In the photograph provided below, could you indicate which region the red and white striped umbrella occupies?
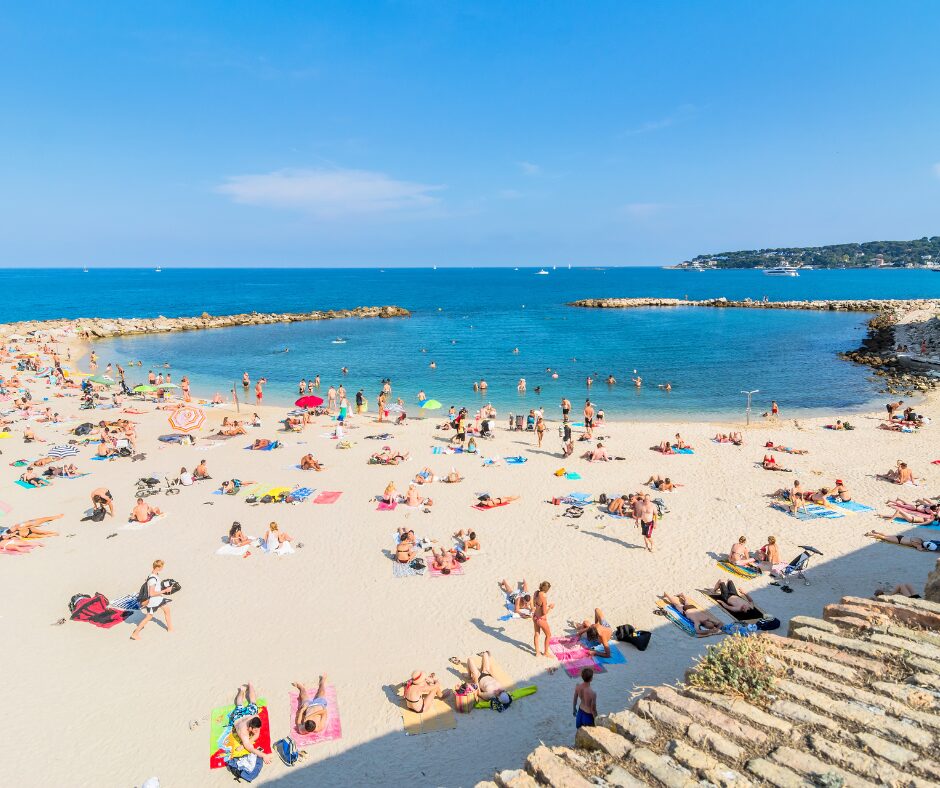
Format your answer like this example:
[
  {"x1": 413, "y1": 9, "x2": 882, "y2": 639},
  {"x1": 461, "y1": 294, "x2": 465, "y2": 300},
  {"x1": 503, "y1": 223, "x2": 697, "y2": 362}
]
[{"x1": 168, "y1": 406, "x2": 206, "y2": 433}]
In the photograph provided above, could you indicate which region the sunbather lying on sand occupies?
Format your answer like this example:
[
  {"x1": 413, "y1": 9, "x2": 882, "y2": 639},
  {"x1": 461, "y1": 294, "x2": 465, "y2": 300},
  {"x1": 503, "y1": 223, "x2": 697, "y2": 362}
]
[
  {"x1": 499, "y1": 578, "x2": 531, "y2": 615},
  {"x1": 370, "y1": 448, "x2": 409, "y2": 464},
  {"x1": 430, "y1": 546, "x2": 456, "y2": 573},
  {"x1": 875, "y1": 583, "x2": 920, "y2": 598},
  {"x1": 762, "y1": 455, "x2": 792, "y2": 472},
  {"x1": 442, "y1": 468, "x2": 464, "y2": 483},
  {"x1": 476, "y1": 494, "x2": 519, "y2": 508},
  {"x1": 19, "y1": 465, "x2": 51, "y2": 486},
  {"x1": 644, "y1": 475, "x2": 677, "y2": 491},
  {"x1": 403, "y1": 671, "x2": 445, "y2": 713},
  {"x1": 881, "y1": 505, "x2": 939, "y2": 525},
  {"x1": 3, "y1": 514, "x2": 61, "y2": 538},
  {"x1": 714, "y1": 432, "x2": 743, "y2": 445},
  {"x1": 229, "y1": 683, "x2": 271, "y2": 764},
  {"x1": 865, "y1": 531, "x2": 940, "y2": 552},
  {"x1": 766, "y1": 443, "x2": 807, "y2": 454},
  {"x1": 130, "y1": 497, "x2": 162, "y2": 523},
  {"x1": 658, "y1": 441, "x2": 675, "y2": 454},
  {"x1": 300, "y1": 454, "x2": 324, "y2": 471},
  {"x1": 711, "y1": 579, "x2": 757, "y2": 613},
  {"x1": 455, "y1": 651, "x2": 512, "y2": 707},
  {"x1": 660, "y1": 593, "x2": 723, "y2": 635},
  {"x1": 454, "y1": 529, "x2": 480, "y2": 550},
  {"x1": 250, "y1": 438, "x2": 277, "y2": 450},
  {"x1": 293, "y1": 675, "x2": 329, "y2": 733},
  {"x1": 572, "y1": 608, "x2": 613, "y2": 658},
  {"x1": 886, "y1": 498, "x2": 940, "y2": 515},
  {"x1": 413, "y1": 466, "x2": 435, "y2": 484},
  {"x1": 220, "y1": 479, "x2": 254, "y2": 495}
]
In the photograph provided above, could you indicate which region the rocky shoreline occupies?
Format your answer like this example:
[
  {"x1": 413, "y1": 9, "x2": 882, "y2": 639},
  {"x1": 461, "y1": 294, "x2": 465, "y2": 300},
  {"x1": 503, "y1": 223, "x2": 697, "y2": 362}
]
[
  {"x1": 570, "y1": 297, "x2": 940, "y2": 395},
  {"x1": 0, "y1": 305, "x2": 410, "y2": 340}
]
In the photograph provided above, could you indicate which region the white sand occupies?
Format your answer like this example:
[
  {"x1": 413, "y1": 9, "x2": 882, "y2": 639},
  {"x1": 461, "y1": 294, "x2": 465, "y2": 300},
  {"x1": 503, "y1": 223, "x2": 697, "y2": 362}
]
[{"x1": 3, "y1": 339, "x2": 938, "y2": 786}]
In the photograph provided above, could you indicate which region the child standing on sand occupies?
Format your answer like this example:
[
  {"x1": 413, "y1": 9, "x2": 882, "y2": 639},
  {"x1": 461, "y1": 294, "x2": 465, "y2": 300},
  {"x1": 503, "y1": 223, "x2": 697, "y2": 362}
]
[{"x1": 573, "y1": 667, "x2": 597, "y2": 728}]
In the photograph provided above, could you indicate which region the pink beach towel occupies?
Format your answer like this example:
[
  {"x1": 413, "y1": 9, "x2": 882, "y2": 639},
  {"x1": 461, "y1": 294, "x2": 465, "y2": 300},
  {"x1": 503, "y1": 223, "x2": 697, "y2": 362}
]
[
  {"x1": 563, "y1": 656, "x2": 606, "y2": 677},
  {"x1": 288, "y1": 685, "x2": 342, "y2": 746},
  {"x1": 428, "y1": 557, "x2": 465, "y2": 577},
  {"x1": 548, "y1": 636, "x2": 591, "y2": 662},
  {"x1": 471, "y1": 501, "x2": 511, "y2": 511},
  {"x1": 376, "y1": 500, "x2": 397, "y2": 511},
  {"x1": 313, "y1": 491, "x2": 342, "y2": 504}
]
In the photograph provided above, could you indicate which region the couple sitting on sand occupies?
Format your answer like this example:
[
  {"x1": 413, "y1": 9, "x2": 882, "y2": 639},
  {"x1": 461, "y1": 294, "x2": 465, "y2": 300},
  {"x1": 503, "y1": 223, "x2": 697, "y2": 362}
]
[
  {"x1": 403, "y1": 652, "x2": 511, "y2": 714},
  {"x1": 727, "y1": 535, "x2": 781, "y2": 571}
]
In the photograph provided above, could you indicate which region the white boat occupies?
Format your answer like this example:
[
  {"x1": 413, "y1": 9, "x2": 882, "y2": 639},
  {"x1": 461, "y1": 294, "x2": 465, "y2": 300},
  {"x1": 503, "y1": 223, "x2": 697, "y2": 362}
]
[
  {"x1": 801, "y1": 265, "x2": 814, "y2": 270},
  {"x1": 536, "y1": 269, "x2": 549, "y2": 275},
  {"x1": 82, "y1": 267, "x2": 88, "y2": 273},
  {"x1": 686, "y1": 262, "x2": 708, "y2": 272},
  {"x1": 155, "y1": 268, "x2": 162, "y2": 273},
  {"x1": 331, "y1": 338, "x2": 346, "y2": 344},
  {"x1": 763, "y1": 264, "x2": 799, "y2": 277}
]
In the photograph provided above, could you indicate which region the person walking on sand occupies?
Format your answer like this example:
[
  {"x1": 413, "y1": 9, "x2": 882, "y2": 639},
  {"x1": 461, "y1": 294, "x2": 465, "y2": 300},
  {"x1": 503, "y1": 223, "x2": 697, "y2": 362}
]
[
  {"x1": 560, "y1": 397, "x2": 571, "y2": 423},
  {"x1": 293, "y1": 675, "x2": 330, "y2": 734},
  {"x1": 532, "y1": 581, "x2": 554, "y2": 657},
  {"x1": 131, "y1": 559, "x2": 174, "y2": 640},
  {"x1": 573, "y1": 667, "x2": 597, "y2": 728},
  {"x1": 634, "y1": 494, "x2": 656, "y2": 552},
  {"x1": 535, "y1": 415, "x2": 545, "y2": 447}
]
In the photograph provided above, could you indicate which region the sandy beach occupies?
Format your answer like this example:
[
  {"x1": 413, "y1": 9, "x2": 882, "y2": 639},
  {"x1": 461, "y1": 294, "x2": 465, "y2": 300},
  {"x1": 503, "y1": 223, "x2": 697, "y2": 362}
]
[{"x1": 2, "y1": 327, "x2": 937, "y2": 787}]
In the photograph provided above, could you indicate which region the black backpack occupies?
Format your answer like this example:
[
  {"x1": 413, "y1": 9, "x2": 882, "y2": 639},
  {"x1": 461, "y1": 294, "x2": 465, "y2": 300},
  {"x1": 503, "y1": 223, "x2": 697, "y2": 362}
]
[
  {"x1": 615, "y1": 624, "x2": 652, "y2": 651},
  {"x1": 136, "y1": 575, "x2": 155, "y2": 607},
  {"x1": 69, "y1": 593, "x2": 90, "y2": 613},
  {"x1": 74, "y1": 423, "x2": 94, "y2": 436}
]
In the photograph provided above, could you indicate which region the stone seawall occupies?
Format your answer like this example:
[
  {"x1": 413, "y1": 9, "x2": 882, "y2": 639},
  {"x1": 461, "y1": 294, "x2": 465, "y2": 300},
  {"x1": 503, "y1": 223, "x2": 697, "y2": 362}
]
[
  {"x1": 0, "y1": 305, "x2": 410, "y2": 340},
  {"x1": 568, "y1": 297, "x2": 935, "y2": 312}
]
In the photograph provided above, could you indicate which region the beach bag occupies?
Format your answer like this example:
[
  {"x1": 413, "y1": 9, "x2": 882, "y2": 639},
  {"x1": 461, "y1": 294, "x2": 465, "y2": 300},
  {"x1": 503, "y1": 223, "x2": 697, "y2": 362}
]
[
  {"x1": 564, "y1": 506, "x2": 583, "y2": 519},
  {"x1": 69, "y1": 593, "x2": 90, "y2": 614},
  {"x1": 614, "y1": 624, "x2": 651, "y2": 651},
  {"x1": 273, "y1": 737, "x2": 298, "y2": 767},
  {"x1": 756, "y1": 616, "x2": 781, "y2": 631},
  {"x1": 260, "y1": 495, "x2": 274, "y2": 504},
  {"x1": 226, "y1": 753, "x2": 263, "y2": 782},
  {"x1": 73, "y1": 423, "x2": 94, "y2": 436},
  {"x1": 409, "y1": 558, "x2": 426, "y2": 570},
  {"x1": 598, "y1": 493, "x2": 608, "y2": 505},
  {"x1": 454, "y1": 683, "x2": 478, "y2": 713},
  {"x1": 90, "y1": 508, "x2": 106, "y2": 522}
]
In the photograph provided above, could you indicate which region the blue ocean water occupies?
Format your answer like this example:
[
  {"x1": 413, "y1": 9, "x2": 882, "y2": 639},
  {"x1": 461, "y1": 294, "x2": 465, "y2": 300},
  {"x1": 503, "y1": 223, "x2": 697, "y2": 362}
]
[{"x1": 5, "y1": 267, "x2": 938, "y2": 418}]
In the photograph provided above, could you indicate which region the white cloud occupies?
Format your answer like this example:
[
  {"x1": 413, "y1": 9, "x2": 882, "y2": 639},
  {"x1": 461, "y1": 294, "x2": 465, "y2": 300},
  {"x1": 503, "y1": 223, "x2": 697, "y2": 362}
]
[
  {"x1": 216, "y1": 168, "x2": 444, "y2": 217},
  {"x1": 619, "y1": 202, "x2": 663, "y2": 219},
  {"x1": 933, "y1": 162, "x2": 940, "y2": 178},
  {"x1": 517, "y1": 160, "x2": 541, "y2": 176}
]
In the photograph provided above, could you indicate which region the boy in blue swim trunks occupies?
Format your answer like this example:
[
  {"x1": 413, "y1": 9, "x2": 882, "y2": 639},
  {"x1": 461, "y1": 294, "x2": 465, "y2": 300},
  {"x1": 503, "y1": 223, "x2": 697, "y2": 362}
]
[
  {"x1": 293, "y1": 675, "x2": 330, "y2": 733},
  {"x1": 573, "y1": 667, "x2": 597, "y2": 728}
]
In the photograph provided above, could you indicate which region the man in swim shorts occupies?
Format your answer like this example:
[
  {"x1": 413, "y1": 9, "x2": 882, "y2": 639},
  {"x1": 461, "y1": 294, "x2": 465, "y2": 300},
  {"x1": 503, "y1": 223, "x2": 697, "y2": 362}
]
[
  {"x1": 230, "y1": 682, "x2": 271, "y2": 764},
  {"x1": 466, "y1": 651, "x2": 512, "y2": 709},
  {"x1": 573, "y1": 667, "x2": 596, "y2": 728},
  {"x1": 573, "y1": 608, "x2": 613, "y2": 658},
  {"x1": 292, "y1": 675, "x2": 330, "y2": 733}
]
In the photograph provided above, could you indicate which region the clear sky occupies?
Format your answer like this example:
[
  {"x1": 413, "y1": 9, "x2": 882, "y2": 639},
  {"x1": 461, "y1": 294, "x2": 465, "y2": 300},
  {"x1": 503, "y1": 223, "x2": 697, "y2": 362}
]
[{"x1": 2, "y1": 1, "x2": 938, "y2": 267}]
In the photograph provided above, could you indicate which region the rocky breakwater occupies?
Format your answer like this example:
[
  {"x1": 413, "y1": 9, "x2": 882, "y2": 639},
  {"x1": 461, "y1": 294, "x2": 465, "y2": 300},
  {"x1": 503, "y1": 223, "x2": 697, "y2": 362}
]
[
  {"x1": 569, "y1": 297, "x2": 940, "y2": 394},
  {"x1": 0, "y1": 305, "x2": 410, "y2": 340}
]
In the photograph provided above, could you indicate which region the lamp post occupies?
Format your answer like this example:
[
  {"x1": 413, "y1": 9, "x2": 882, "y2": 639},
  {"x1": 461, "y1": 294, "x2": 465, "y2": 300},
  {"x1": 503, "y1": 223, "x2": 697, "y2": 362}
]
[{"x1": 741, "y1": 389, "x2": 759, "y2": 426}]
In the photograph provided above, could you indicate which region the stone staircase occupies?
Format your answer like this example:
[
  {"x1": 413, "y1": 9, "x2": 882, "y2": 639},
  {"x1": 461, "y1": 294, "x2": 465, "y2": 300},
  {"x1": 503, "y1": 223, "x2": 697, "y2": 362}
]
[{"x1": 478, "y1": 593, "x2": 940, "y2": 787}]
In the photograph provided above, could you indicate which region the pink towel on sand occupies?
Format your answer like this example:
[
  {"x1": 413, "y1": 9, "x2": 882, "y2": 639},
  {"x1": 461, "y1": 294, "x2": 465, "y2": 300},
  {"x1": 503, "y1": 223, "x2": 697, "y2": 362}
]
[
  {"x1": 376, "y1": 500, "x2": 397, "y2": 511},
  {"x1": 548, "y1": 636, "x2": 591, "y2": 662},
  {"x1": 428, "y1": 557, "x2": 465, "y2": 577},
  {"x1": 563, "y1": 657, "x2": 606, "y2": 677},
  {"x1": 313, "y1": 491, "x2": 342, "y2": 504},
  {"x1": 471, "y1": 501, "x2": 511, "y2": 511},
  {"x1": 288, "y1": 685, "x2": 342, "y2": 746}
]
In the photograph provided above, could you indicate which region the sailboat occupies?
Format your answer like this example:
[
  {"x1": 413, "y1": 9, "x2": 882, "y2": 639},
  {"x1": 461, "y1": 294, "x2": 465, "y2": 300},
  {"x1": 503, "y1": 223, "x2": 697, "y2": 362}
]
[
  {"x1": 82, "y1": 267, "x2": 89, "y2": 273},
  {"x1": 536, "y1": 268, "x2": 549, "y2": 275}
]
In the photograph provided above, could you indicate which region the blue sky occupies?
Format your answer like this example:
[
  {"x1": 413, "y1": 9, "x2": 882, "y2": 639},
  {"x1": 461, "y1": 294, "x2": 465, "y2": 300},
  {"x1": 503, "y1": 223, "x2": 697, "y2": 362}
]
[{"x1": 1, "y1": 1, "x2": 938, "y2": 267}]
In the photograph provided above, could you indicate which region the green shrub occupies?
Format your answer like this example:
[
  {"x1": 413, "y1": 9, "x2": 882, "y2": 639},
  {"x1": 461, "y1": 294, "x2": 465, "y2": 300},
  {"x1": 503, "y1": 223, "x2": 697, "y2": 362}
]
[{"x1": 687, "y1": 634, "x2": 779, "y2": 701}]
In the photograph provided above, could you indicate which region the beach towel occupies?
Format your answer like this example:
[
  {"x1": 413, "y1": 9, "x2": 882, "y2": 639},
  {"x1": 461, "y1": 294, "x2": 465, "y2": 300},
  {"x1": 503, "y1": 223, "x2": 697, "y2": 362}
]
[
  {"x1": 260, "y1": 539, "x2": 295, "y2": 556},
  {"x1": 288, "y1": 487, "x2": 314, "y2": 502},
  {"x1": 472, "y1": 501, "x2": 511, "y2": 511},
  {"x1": 89, "y1": 455, "x2": 111, "y2": 461},
  {"x1": 313, "y1": 490, "x2": 342, "y2": 504},
  {"x1": 672, "y1": 446, "x2": 694, "y2": 454},
  {"x1": 288, "y1": 685, "x2": 342, "y2": 746},
  {"x1": 562, "y1": 492, "x2": 593, "y2": 506},
  {"x1": 244, "y1": 441, "x2": 280, "y2": 451},
  {"x1": 377, "y1": 501, "x2": 397, "y2": 511},
  {"x1": 825, "y1": 496, "x2": 874, "y2": 513},
  {"x1": 209, "y1": 702, "x2": 271, "y2": 768},
  {"x1": 428, "y1": 558, "x2": 464, "y2": 577},
  {"x1": 15, "y1": 479, "x2": 48, "y2": 490},
  {"x1": 393, "y1": 560, "x2": 425, "y2": 577},
  {"x1": 771, "y1": 502, "x2": 844, "y2": 521},
  {"x1": 565, "y1": 472, "x2": 582, "y2": 480},
  {"x1": 892, "y1": 516, "x2": 940, "y2": 528},
  {"x1": 505, "y1": 456, "x2": 527, "y2": 464},
  {"x1": 549, "y1": 636, "x2": 592, "y2": 662},
  {"x1": 717, "y1": 561, "x2": 761, "y2": 579},
  {"x1": 216, "y1": 543, "x2": 252, "y2": 557},
  {"x1": 0, "y1": 432, "x2": 11, "y2": 439},
  {"x1": 432, "y1": 446, "x2": 442, "y2": 455},
  {"x1": 398, "y1": 690, "x2": 457, "y2": 735},
  {"x1": 60, "y1": 473, "x2": 90, "y2": 480},
  {"x1": 581, "y1": 639, "x2": 627, "y2": 666},
  {"x1": 123, "y1": 514, "x2": 168, "y2": 531},
  {"x1": 109, "y1": 594, "x2": 141, "y2": 611}
]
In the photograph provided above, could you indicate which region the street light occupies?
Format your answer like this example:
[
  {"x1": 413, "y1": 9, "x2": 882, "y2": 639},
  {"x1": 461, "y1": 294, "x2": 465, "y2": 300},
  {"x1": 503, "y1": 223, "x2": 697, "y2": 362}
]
[{"x1": 741, "y1": 389, "x2": 759, "y2": 426}]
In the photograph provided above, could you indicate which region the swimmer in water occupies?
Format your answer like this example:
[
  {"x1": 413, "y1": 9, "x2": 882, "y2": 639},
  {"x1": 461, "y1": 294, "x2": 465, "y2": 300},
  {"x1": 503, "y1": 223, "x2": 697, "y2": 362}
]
[
  {"x1": 512, "y1": 348, "x2": 520, "y2": 354},
  {"x1": 658, "y1": 382, "x2": 672, "y2": 391},
  {"x1": 429, "y1": 361, "x2": 436, "y2": 369}
]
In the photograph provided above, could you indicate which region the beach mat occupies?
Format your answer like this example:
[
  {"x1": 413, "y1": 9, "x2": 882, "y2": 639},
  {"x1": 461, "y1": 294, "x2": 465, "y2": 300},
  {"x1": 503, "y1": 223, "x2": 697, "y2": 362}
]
[
  {"x1": 209, "y1": 701, "x2": 271, "y2": 769},
  {"x1": 288, "y1": 685, "x2": 342, "y2": 746},
  {"x1": 771, "y1": 502, "x2": 844, "y2": 521},
  {"x1": 582, "y1": 640, "x2": 627, "y2": 665},
  {"x1": 398, "y1": 691, "x2": 456, "y2": 736},
  {"x1": 548, "y1": 636, "x2": 591, "y2": 662},
  {"x1": 505, "y1": 456, "x2": 527, "y2": 464},
  {"x1": 15, "y1": 480, "x2": 47, "y2": 490},
  {"x1": 826, "y1": 496, "x2": 874, "y2": 513},
  {"x1": 717, "y1": 561, "x2": 760, "y2": 579},
  {"x1": 467, "y1": 654, "x2": 515, "y2": 691},
  {"x1": 392, "y1": 560, "x2": 424, "y2": 577},
  {"x1": 428, "y1": 557, "x2": 465, "y2": 577},
  {"x1": 655, "y1": 599, "x2": 705, "y2": 637},
  {"x1": 893, "y1": 517, "x2": 940, "y2": 528},
  {"x1": 703, "y1": 592, "x2": 764, "y2": 622},
  {"x1": 216, "y1": 543, "x2": 252, "y2": 557},
  {"x1": 377, "y1": 501, "x2": 397, "y2": 511},
  {"x1": 313, "y1": 491, "x2": 342, "y2": 504},
  {"x1": 472, "y1": 502, "x2": 511, "y2": 511}
]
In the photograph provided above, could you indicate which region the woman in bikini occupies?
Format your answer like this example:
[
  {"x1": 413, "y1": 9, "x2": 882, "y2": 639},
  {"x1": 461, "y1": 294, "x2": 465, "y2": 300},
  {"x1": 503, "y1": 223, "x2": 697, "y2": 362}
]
[
  {"x1": 228, "y1": 522, "x2": 251, "y2": 547},
  {"x1": 532, "y1": 581, "x2": 554, "y2": 657},
  {"x1": 476, "y1": 494, "x2": 519, "y2": 508},
  {"x1": 403, "y1": 672, "x2": 444, "y2": 713},
  {"x1": 395, "y1": 530, "x2": 416, "y2": 563},
  {"x1": 866, "y1": 531, "x2": 940, "y2": 552}
]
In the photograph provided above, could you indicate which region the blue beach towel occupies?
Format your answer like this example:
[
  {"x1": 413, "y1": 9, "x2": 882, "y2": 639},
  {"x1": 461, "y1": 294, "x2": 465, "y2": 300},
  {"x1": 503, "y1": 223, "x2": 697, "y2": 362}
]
[
  {"x1": 288, "y1": 487, "x2": 314, "y2": 502},
  {"x1": 505, "y1": 456, "x2": 527, "y2": 464},
  {"x1": 893, "y1": 516, "x2": 940, "y2": 528},
  {"x1": 90, "y1": 455, "x2": 110, "y2": 461},
  {"x1": 432, "y1": 447, "x2": 442, "y2": 455},
  {"x1": 581, "y1": 640, "x2": 627, "y2": 665},
  {"x1": 826, "y1": 496, "x2": 874, "y2": 513},
  {"x1": 15, "y1": 480, "x2": 44, "y2": 490},
  {"x1": 244, "y1": 441, "x2": 280, "y2": 451},
  {"x1": 672, "y1": 446, "x2": 694, "y2": 455},
  {"x1": 565, "y1": 472, "x2": 582, "y2": 480}
]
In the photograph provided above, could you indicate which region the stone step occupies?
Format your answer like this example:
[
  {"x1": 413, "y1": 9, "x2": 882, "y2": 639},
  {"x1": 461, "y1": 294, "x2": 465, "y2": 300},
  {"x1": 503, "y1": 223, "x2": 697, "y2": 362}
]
[
  {"x1": 634, "y1": 698, "x2": 744, "y2": 761},
  {"x1": 839, "y1": 595, "x2": 940, "y2": 630},
  {"x1": 768, "y1": 698, "x2": 840, "y2": 732},
  {"x1": 575, "y1": 724, "x2": 634, "y2": 760},
  {"x1": 745, "y1": 757, "x2": 809, "y2": 788},
  {"x1": 524, "y1": 746, "x2": 594, "y2": 788},
  {"x1": 629, "y1": 746, "x2": 699, "y2": 788},
  {"x1": 908, "y1": 655, "x2": 940, "y2": 677},
  {"x1": 666, "y1": 739, "x2": 753, "y2": 788},
  {"x1": 775, "y1": 678, "x2": 934, "y2": 750},
  {"x1": 769, "y1": 745, "x2": 879, "y2": 788},
  {"x1": 870, "y1": 631, "x2": 940, "y2": 662},
  {"x1": 603, "y1": 764, "x2": 647, "y2": 788},
  {"x1": 873, "y1": 680, "x2": 940, "y2": 708},
  {"x1": 766, "y1": 641, "x2": 861, "y2": 682},
  {"x1": 911, "y1": 671, "x2": 940, "y2": 690},
  {"x1": 597, "y1": 709, "x2": 657, "y2": 744},
  {"x1": 789, "y1": 625, "x2": 891, "y2": 660},
  {"x1": 684, "y1": 688, "x2": 795, "y2": 737},
  {"x1": 763, "y1": 632, "x2": 884, "y2": 673},
  {"x1": 806, "y1": 732, "x2": 932, "y2": 787},
  {"x1": 786, "y1": 615, "x2": 842, "y2": 637},
  {"x1": 851, "y1": 731, "x2": 918, "y2": 767},
  {"x1": 880, "y1": 593, "x2": 940, "y2": 616},
  {"x1": 648, "y1": 686, "x2": 768, "y2": 746}
]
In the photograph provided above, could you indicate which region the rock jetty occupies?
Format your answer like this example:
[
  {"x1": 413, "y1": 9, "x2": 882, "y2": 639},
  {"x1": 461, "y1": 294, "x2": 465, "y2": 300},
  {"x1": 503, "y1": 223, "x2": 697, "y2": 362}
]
[
  {"x1": 570, "y1": 297, "x2": 940, "y2": 394},
  {"x1": 0, "y1": 305, "x2": 410, "y2": 340}
]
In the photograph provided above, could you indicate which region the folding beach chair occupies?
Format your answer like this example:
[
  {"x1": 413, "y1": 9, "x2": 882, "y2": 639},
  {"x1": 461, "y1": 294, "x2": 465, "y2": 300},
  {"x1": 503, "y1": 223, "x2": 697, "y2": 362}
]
[{"x1": 771, "y1": 545, "x2": 822, "y2": 588}]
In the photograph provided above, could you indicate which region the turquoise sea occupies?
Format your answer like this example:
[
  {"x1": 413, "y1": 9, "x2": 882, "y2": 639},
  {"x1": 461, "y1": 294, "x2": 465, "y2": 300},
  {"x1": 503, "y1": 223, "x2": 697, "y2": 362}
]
[{"x1": 5, "y1": 267, "x2": 938, "y2": 419}]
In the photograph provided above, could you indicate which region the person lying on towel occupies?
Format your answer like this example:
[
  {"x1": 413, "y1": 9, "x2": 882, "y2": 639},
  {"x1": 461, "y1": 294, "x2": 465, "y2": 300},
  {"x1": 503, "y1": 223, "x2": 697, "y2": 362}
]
[
  {"x1": 711, "y1": 580, "x2": 757, "y2": 615},
  {"x1": 476, "y1": 494, "x2": 519, "y2": 508},
  {"x1": 572, "y1": 608, "x2": 614, "y2": 658},
  {"x1": 660, "y1": 593, "x2": 723, "y2": 636}
]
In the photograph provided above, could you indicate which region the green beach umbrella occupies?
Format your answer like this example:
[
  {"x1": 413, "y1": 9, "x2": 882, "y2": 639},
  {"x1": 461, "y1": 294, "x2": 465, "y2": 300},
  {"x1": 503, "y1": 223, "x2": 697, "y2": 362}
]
[
  {"x1": 88, "y1": 375, "x2": 117, "y2": 386},
  {"x1": 421, "y1": 399, "x2": 442, "y2": 410},
  {"x1": 133, "y1": 384, "x2": 158, "y2": 393},
  {"x1": 155, "y1": 382, "x2": 178, "y2": 389}
]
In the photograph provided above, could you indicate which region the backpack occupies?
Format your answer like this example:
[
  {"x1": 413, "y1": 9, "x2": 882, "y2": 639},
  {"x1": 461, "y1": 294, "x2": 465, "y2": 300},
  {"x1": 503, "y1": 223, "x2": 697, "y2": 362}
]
[
  {"x1": 615, "y1": 624, "x2": 652, "y2": 651},
  {"x1": 410, "y1": 558, "x2": 426, "y2": 570},
  {"x1": 118, "y1": 447, "x2": 132, "y2": 457},
  {"x1": 90, "y1": 508, "x2": 106, "y2": 522},
  {"x1": 137, "y1": 575, "x2": 155, "y2": 607},
  {"x1": 69, "y1": 593, "x2": 91, "y2": 613},
  {"x1": 274, "y1": 737, "x2": 298, "y2": 767},
  {"x1": 73, "y1": 423, "x2": 93, "y2": 436},
  {"x1": 756, "y1": 616, "x2": 781, "y2": 631},
  {"x1": 226, "y1": 754, "x2": 263, "y2": 783},
  {"x1": 70, "y1": 592, "x2": 130, "y2": 628}
]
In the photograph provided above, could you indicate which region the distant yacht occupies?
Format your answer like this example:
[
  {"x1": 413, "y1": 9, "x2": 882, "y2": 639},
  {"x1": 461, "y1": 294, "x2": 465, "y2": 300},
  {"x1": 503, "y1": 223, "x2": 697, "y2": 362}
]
[
  {"x1": 331, "y1": 338, "x2": 347, "y2": 344},
  {"x1": 82, "y1": 267, "x2": 88, "y2": 273},
  {"x1": 686, "y1": 262, "x2": 708, "y2": 272},
  {"x1": 763, "y1": 263, "x2": 799, "y2": 277},
  {"x1": 154, "y1": 268, "x2": 162, "y2": 273},
  {"x1": 536, "y1": 269, "x2": 549, "y2": 275}
]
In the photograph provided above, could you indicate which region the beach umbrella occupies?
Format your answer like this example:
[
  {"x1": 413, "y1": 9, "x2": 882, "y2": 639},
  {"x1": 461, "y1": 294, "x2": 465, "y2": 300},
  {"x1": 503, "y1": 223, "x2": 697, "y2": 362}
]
[
  {"x1": 89, "y1": 375, "x2": 117, "y2": 386},
  {"x1": 156, "y1": 382, "x2": 178, "y2": 389},
  {"x1": 168, "y1": 406, "x2": 206, "y2": 433},
  {"x1": 133, "y1": 384, "x2": 157, "y2": 393},
  {"x1": 421, "y1": 399, "x2": 442, "y2": 410},
  {"x1": 295, "y1": 395, "x2": 324, "y2": 408},
  {"x1": 47, "y1": 444, "x2": 80, "y2": 459}
]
